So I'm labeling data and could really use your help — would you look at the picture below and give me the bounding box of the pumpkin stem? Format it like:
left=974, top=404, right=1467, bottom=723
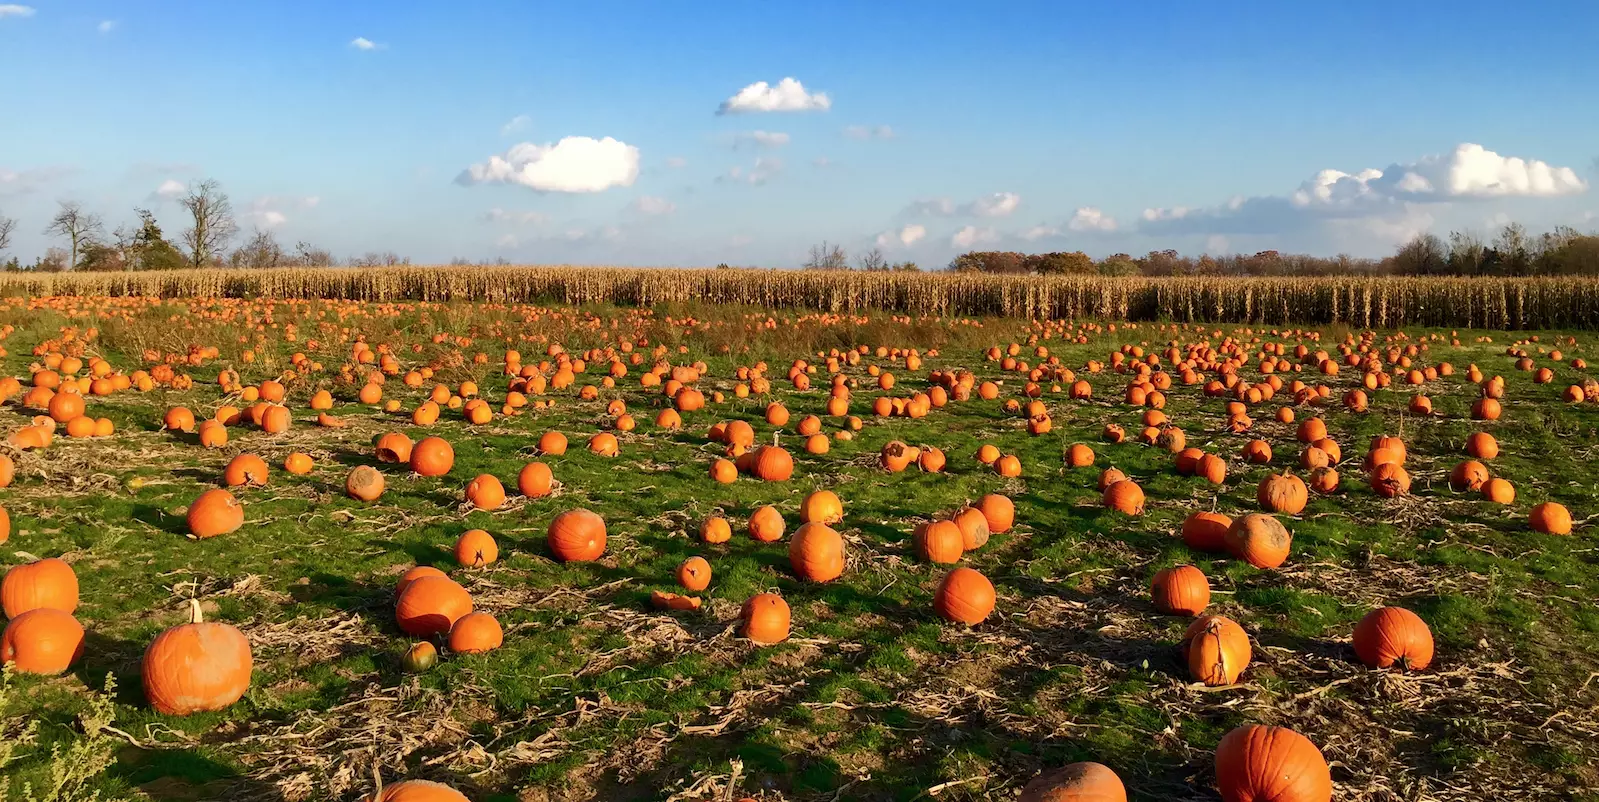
left=188, top=597, right=204, bottom=625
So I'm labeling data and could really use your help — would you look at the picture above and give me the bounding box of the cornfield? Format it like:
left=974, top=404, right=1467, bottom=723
left=4, top=266, right=1599, bottom=329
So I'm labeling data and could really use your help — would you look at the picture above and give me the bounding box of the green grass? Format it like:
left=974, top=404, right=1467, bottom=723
left=0, top=297, right=1597, bottom=801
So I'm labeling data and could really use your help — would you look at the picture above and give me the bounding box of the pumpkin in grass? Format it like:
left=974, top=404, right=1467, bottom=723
left=223, top=454, right=270, bottom=488
left=977, top=494, right=1015, bottom=534
left=1214, top=725, right=1331, bottom=802
left=0, top=454, right=12, bottom=488
left=677, top=556, right=712, bottom=591
left=163, top=406, right=196, bottom=432
left=1196, top=453, right=1228, bottom=485
left=346, top=465, right=385, bottom=502
left=741, top=593, right=790, bottom=645
left=197, top=419, right=227, bottom=448
left=1257, top=472, right=1307, bottom=514
left=517, top=461, right=554, bottom=497
left=284, top=452, right=314, bottom=475
left=1096, top=467, right=1127, bottom=492
left=143, top=599, right=253, bottom=714
left=448, top=611, right=503, bottom=654
left=1, top=607, right=84, bottom=675
left=753, top=445, right=794, bottom=481
left=1018, top=761, right=1126, bottom=802
left=395, top=576, right=473, bottom=637
left=402, top=641, right=438, bottom=673
left=918, top=446, right=946, bottom=472
left=1308, top=467, right=1339, bottom=494
left=1483, top=477, right=1516, bottom=504
left=1182, top=511, right=1232, bottom=552
left=915, top=520, right=966, bottom=564
left=935, top=567, right=996, bottom=625
left=1182, top=614, right=1251, bottom=686
left=187, top=488, right=244, bottom=538
left=952, top=507, right=991, bottom=550
left=1449, top=460, right=1489, bottom=492
left=1065, top=443, right=1096, bottom=468
left=368, top=780, right=471, bottom=802
left=464, top=474, right=506, bottom=511
left=881, top=440, right=916, bottom=472
left=1352, top=606, right=1434, bottom=670
left=395, top=566, right=448, bottom=596
left=799, top=490, right=843, bottom=524
left=1174, top=447, right=1204, bottom=476
left=453, top=529, right=498, bottom=567
left=410, top=436, right=455, bottom=476
left=1225, top=514, right=1292, bottom=569
left=1102, top=480, right=1145, bottom=515
left=994, top=453, right=1023, bottom=477
left=538, top=431, right=568, bottom=455
left=1369, top=462, right=1411, bottom=498
left=700, top=517, right=732, bottom=544
left=1530, top=502, right=1573, bottom=535
left=1471, top=397, right=1501, bottom=421
left=375, top=432, right=413, bottom=463
left=790, top=522, right=846, bottom=582
left=710, top=458, right=737, bottom=484
left=1151, top=565, right=1210, bottom=616
left=976, top=443, right=1001, bottom=464
left=1465, top=431, right=1498, bottom=459
left=1241, top=439, right=1272, bottom=464
left=3, top=557, right=79, bottom=617
left=749, top=505, right=785, bottom=542
left=548, top=508, right=607, bottom=561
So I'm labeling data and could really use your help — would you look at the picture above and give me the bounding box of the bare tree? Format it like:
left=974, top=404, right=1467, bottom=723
left=0, top=211, right=16, bottom=254
left=857, top=247, right=888, bottom=272
left=44, top=201, right=104, bottom=270
left=230, top=229, right=285, bottom=269
left=803, top=240, right=848, bottom=271
left=293, top=241, right=336, bottom=267
left=180, top=179, right=238, bottom=268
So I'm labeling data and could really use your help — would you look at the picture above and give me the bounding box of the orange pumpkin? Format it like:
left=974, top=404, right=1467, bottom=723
left=741, top=593, right=791, bottom=645
left=143, top=599, right=253, bottom=714
left=1352, top=606, right=1434, bottom=670
left=699, top=517, right=732, bottom=544
left=677, top=556, right=712, bottom=591
left=1182, top=511, right=1232, bottom=552
left=223, top=453, right=270, bottom=488
left=2, top=557, right=79, bottom=617
left=395, top=576, right=473, bottom=636
left=1257, top=472, right=1307, bottom=514
left=1182, top=614, right=1251, bottom=686
left=465, top=474, right=506, bottom=510
left=799, top=490, right=843, bottom=524
left=748, top=505, right=785, bottom=542
left=448, top=611, right=504, bottom=654
left=1225, top=514, right=1291, bottom=569
left=915, top=520, right=965, bottom=564
left=410, top=436, right=455, bottom=476
left=1530, top=502, right=1573, bottom=535
left=1, top=607, right=84, bottom=675
left=284, top=452, right=314, bottom=475
left=934, top=567, right=996, bottom=625
left=790, top=522, right=846, bottom=582
left=518, top=461, right=554, bottom=497
left=346, top=465, right=385, bottom=501
left=977, top=493, right=1015, bottom=534
left=453, top=529, right=498, bottom=567
left=1151, top=565, right=1210, bottom=616
left=186, top=488, right=244, bottom=538
left=1102, top=480, right=1145, bottom=515
left=1214, top=725, right=1331, bottom=802
left=376, top=432, right=414, bottom=463
left=1018, top=762, right=1126, bottom=802
left=548, top=508, right=607, bottom=561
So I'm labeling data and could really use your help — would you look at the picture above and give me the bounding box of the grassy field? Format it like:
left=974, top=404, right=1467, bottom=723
left=1, top=294, right=1597, bottom=801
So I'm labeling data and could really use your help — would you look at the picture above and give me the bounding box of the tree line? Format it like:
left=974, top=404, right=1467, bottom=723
left=0, top=179, right=409, bottom=272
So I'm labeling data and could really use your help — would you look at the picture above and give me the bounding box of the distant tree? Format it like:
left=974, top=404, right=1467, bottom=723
left=857, top=247, right=888, bottom=272
left=292, top=241, right=336, bottom=267
left=230, top=229, right=285, bottom=269
left=124, top=209, right=187, bottom=271
left=1392, top=233, right=1448, bottom=275
left=804, top=241, right=849, bottom=271
left=44, top=201, right=104, bottom=270
left=1536, top=233, right=1599, bottom=275
left=891, top=261, right=920, bottom=272
left=1029, top=251, right=1096, bottom=275
left=0, top=211, right=15, bottom=255
left=1137, top=249, right=1189, bottom=276
left=348, top=251, right=409, bottom=267
left=1447, top=230, right=1486, bottom=275
left=76, top=241, right=125, bottom=271
left=36, top=247, right=70, bottom=273
left=1492, top=222, right=1531, bottom=275
left=1098, top=253, right=1138, bottom=277
left=180, top=179, right=238, bottom=268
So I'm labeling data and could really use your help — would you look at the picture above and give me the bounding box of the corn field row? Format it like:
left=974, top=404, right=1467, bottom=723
left=4, top=267, right=1599, bottom=329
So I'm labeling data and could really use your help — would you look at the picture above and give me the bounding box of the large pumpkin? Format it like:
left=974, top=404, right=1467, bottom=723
left=977, top=494, right=1014, bottom=534
left=548, top=508, right=607, bottom=561
left=799, top=490, right=843, bottom=525
left=410, top=436, right=455, bottom=476
left=1102, top=480, right=1145, bottom=515
left=394, top=576, right=473, bottom=637
left=790, top=522, right=845, bottom=582
left=1182, top=614, right=1251, bottom=686
left=915, top=520, right=965, bottom=564
left=1018, top=761, right=1126, bottom=802
left=1, top=607, right=84, bottom=675
left=1214, top=724, right=1331, bottom=802
left=368, top=780, right=471, bottom=802
left=143, top=599, right=253, bottom=714
left=748, top=505, right=785, bottom=542
left=1530, top=502, right=1573, bottom=535
left=187, top=489, right=244, bottom=539
left=741, top=593, right=790, bottom=645
left=448, top=611, right=504, bottom=654
left=2, top=557, right=79, bottom=617
left=1352, top=606, right=1434, bottom=670
left=1257, top=472, right=1307, bottom=514
left=1151, top=565, right=1210, bottom=616
left=753, top=445, right=795, bottom=481
left=934, top=567, right=995, bottom=625
left=1182, top=511, right=1232, bottom=553
left=453, top=529, right=498, bottom=567
left=1225, top=514, right=1292, bottom=569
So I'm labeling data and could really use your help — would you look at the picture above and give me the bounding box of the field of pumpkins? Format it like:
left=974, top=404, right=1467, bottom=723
left=1, top=294, right=1597, bottom=801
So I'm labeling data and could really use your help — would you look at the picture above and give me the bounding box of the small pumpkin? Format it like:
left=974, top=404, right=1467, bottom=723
left=1102, top=479, right=1145, bottom=515
left=1, top=607, right=84, bottom=675
left=453, top=529, right=498, bottom=567
left=1449, top=460, right=1489, bottom=492
left=914, top=520, right=965, bottom=564
left=2, top=557, right=79, bottom=617
left=677, top=556, right=712, bottom=591
left=1225, top=514, right=1291, bottom=569
left=375, top=432, right=413, bottom=463
left=223, top=453, right=270, bottom=488
left=741, top=593, right=791, bottom=645
left=187, top=488, right=245, bottom=538
left=1530, top=502, right=1573, bottom=535
left=977, top=494, right=1015, bottom=534
left=517, top=461, right=554, bottom=497
left=952, top=507, right=991, bottom=550
left=464, top=474, right=506, bottom=510
left=410, top=436, right=455, bottom=476
left=548, top=508, right=607, bottom=561
left=368, top=780, right=471, bottom=802
left=402, top=641, right=438, bottom=673
left=799, top=490, right=843, bottom=524
left=934, top=567, right=995, bottom=625
left=700, top=517, right=732, bottom=544
left=1352, top=606, right=1434, bottom=670
left=448, top=611, right=504, bottom=654
left=346, top=465, right=385, bottom=502
left=790, top=522, right=846, bottom=582
left=748, top=505, right=785, bottom=542
left=1181, top=511, right=1232, bottom=552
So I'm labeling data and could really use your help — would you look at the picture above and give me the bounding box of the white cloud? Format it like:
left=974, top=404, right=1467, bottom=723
left=665, top=156, right=688, bottom=169
left=717, top=78, right=830, bottom=114
left=717, top=157, right=784, bottom=186
left=97, top=20, right=115, bottom=33
left=969, top=192, right=1021, bottom=218
left=1067, top=206, right=1118, bottom=232
left=1018, top=225, right=1059, bottom=241
left=729, top=130, right=790, bottom=150
left=906, top=198, right=957, bottom=216
left=876, top=224, right=926, bottom=248
left=843, top=125, right=895, bottom=141
left=0, top=5, right=35, bottom=19
left=245, top=196, right=320, bottom=230
left=500, top=115, right=531, bottom=136
left=350, top=37, right=383, bottom=51
left=0, top=166, right=74, bottom=196
left=950, top=226, right=997, bottom=249
left=631, top=195, right=676, bottom=216
left=481, top=208, right=547, bottom=226
left=152, top=179, right=186, bottom=201
left=1142, top=143, right=1587, bottom=239
left=457, top=136, right=641, bottom=193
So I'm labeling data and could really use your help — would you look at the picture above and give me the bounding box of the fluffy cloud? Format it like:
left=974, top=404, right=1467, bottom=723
left=1141, top=143, right=1586, bottom=238
left=717, top=78, right=830, bottom=114
left=1018, top=225, right=1059, bottom=241
left=150, top=179, right=187, bottom=201
left=350, top=37, right=383, bottom=51
left=717, top=157, right=783, bottom=186
left=457, top=137, right=641, bottom=193
left=1067, top=206, right=1118, bottom=232
left=0, top=5, right=35, bottom=19
left=500, top=115, right=530, bottom=136
left=730, top=130, right=790, bottom=149
left=905, top=192, right=1021, bottom=218
left=950, top=226, right=997, bottom=249
left=876, top=224, right=926, bottom=248
left=844, top=125, right=895, bottom=141
left=631, top=196, right=676, bottom=216
left=246, top=196, right=320, bottom=229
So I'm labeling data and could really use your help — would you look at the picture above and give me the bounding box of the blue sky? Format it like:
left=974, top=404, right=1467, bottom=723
left=2, top=0, right=1596, bottom=267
